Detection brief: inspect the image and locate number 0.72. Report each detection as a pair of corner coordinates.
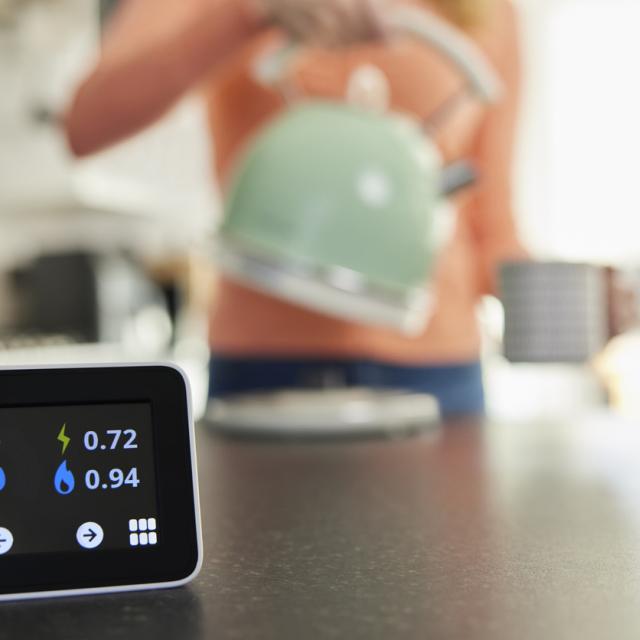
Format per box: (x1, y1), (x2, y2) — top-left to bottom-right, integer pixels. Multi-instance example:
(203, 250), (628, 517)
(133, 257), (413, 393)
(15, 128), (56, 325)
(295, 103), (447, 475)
(84, 429), (138, 451)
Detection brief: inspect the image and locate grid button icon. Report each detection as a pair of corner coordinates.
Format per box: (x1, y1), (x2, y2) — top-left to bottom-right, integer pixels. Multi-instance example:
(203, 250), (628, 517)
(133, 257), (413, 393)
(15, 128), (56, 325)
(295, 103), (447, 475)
(128, 517), (158, 546)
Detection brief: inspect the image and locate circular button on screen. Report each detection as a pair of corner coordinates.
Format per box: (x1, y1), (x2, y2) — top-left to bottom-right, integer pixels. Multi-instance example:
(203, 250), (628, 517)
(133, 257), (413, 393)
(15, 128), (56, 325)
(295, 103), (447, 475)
(0, 527), (14, 555)
(76, 522), (104, 550)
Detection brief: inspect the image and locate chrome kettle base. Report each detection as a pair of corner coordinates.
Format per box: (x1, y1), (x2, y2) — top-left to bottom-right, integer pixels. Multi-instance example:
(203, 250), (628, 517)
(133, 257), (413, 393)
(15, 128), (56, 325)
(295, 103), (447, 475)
(214, 237), (433, 336)
(203, 388), (440, 440)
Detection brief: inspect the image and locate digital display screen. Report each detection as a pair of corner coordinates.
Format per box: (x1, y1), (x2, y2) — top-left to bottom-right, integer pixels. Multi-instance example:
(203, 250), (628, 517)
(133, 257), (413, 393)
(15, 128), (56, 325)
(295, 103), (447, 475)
(0, 403), (158, 557)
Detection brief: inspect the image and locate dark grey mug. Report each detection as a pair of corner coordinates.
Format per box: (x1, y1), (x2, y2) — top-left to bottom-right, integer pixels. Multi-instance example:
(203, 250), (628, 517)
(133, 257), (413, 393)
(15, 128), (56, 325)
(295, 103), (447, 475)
(499, 261), (610, 363)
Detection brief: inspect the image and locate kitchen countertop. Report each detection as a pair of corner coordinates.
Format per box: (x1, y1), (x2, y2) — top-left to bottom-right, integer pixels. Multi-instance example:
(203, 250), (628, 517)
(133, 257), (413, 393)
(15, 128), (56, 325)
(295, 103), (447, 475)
(3, 412), (640, 639)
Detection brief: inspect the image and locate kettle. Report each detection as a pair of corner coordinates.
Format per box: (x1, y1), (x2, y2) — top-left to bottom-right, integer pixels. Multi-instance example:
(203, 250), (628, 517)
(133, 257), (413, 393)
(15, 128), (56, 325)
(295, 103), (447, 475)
(215, 6), (502, 335)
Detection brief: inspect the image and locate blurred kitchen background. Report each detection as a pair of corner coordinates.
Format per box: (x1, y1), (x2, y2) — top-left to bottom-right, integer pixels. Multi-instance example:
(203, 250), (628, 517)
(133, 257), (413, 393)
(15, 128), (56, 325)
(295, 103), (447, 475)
(1, 0), (639, 421)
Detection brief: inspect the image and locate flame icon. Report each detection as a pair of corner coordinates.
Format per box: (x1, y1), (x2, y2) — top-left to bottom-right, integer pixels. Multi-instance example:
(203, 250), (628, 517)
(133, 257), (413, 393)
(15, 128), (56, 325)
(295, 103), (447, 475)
(54, 460), (75, 495)
(0, 467), (5, 492)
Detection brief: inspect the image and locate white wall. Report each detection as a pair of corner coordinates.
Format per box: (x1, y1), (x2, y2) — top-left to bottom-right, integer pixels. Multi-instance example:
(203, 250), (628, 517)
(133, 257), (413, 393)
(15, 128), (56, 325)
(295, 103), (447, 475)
(514, 0), (640, 265)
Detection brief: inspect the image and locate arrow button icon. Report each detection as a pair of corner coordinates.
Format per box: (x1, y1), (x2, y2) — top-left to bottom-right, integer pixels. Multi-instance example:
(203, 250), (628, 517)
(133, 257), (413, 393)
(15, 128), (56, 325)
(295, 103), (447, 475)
(0, 527), (13, 555)
(76, 522), (104, 549)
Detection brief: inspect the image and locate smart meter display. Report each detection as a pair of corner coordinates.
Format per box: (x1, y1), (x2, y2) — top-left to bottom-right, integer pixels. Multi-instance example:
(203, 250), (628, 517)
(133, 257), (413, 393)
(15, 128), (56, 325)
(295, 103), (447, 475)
(0, 365), (201, 601)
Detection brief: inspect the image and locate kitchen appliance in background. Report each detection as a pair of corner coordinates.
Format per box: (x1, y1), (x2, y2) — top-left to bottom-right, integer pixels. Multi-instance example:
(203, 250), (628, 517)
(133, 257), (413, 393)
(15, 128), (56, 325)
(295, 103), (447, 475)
(1, 250), (172, 351)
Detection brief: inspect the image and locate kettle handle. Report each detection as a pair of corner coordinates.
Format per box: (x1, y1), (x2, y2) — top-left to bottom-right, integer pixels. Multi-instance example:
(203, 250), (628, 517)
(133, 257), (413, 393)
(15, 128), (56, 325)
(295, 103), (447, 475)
(254, 5), (503, 105)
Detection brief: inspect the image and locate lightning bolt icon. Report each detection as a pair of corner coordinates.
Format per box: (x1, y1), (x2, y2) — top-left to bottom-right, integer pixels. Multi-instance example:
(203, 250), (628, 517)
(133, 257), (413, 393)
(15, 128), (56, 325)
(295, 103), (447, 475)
(57, 424), (70, 455)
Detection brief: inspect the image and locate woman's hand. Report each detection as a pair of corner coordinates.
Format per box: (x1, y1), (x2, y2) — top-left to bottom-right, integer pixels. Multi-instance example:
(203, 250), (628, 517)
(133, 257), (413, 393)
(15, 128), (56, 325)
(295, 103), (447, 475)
(255, 0), (390, 47)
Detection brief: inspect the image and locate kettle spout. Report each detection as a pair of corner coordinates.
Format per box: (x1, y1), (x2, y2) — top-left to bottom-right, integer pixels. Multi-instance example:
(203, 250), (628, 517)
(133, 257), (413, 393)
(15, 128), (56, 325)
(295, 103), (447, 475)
(441, 161), (477, 196)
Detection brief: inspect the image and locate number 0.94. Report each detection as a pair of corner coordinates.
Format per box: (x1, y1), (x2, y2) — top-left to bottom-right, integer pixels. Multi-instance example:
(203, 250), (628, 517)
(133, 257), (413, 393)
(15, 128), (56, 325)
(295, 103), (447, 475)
(84, 429), (138, 451)
(85, 467), (140, 490)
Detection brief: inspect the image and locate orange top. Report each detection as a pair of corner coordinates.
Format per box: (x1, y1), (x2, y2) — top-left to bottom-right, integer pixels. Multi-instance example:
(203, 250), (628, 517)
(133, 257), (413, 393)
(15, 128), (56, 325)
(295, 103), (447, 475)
(66, 0), (525, 365)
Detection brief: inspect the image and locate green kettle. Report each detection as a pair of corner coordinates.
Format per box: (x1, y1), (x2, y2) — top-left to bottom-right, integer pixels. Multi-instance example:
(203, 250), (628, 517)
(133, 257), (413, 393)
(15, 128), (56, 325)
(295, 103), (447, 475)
(216, 7), (501, 335)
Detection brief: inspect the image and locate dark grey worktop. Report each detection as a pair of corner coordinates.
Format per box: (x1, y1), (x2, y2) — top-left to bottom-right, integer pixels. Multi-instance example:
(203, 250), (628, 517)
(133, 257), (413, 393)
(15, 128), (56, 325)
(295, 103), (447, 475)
(3, 413), (640, 639)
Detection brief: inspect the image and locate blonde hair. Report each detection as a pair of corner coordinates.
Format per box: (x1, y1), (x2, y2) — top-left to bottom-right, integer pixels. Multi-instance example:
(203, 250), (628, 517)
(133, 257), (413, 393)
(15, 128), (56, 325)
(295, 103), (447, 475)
(430, 0), (496, 27)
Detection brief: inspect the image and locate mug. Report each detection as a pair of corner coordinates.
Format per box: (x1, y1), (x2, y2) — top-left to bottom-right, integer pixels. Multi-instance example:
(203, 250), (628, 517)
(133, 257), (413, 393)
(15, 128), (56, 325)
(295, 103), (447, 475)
(499, 261), (610, 363)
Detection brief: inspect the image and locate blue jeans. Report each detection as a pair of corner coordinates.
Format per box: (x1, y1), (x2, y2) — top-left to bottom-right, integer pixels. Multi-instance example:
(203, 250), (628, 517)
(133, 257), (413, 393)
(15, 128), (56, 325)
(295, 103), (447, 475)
(208, 355), (485, 418)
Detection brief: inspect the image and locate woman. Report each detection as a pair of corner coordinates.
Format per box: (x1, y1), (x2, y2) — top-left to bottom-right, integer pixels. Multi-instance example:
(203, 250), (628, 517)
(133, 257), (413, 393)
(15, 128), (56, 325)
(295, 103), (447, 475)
(66, 0), (526, 417)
